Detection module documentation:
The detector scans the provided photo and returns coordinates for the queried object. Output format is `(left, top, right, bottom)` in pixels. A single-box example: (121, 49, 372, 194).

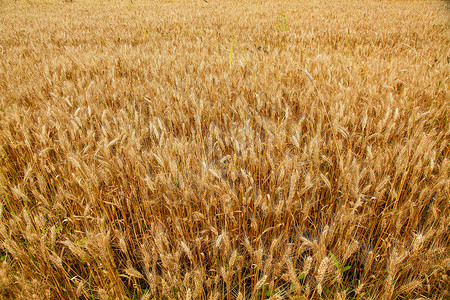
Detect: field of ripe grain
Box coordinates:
(0, 0, 449, 299)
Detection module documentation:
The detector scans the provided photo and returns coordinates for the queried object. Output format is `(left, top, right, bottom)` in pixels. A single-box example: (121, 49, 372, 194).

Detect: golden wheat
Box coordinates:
(0, 0, 449, 299)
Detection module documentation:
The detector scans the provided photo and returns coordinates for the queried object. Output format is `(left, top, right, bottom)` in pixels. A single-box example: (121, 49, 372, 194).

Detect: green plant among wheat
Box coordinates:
(275, 9, 289, 31)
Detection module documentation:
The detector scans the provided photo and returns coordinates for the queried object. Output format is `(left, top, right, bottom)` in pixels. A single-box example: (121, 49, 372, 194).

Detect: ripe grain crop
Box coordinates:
(0, 0, 449, 299)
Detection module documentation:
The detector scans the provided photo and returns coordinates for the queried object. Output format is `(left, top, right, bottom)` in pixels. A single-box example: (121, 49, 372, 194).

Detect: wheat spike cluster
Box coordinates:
(0, 0, 448, 299)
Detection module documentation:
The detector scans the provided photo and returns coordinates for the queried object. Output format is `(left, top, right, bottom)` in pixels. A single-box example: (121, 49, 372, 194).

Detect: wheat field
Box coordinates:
(0, 0, 449, 299)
